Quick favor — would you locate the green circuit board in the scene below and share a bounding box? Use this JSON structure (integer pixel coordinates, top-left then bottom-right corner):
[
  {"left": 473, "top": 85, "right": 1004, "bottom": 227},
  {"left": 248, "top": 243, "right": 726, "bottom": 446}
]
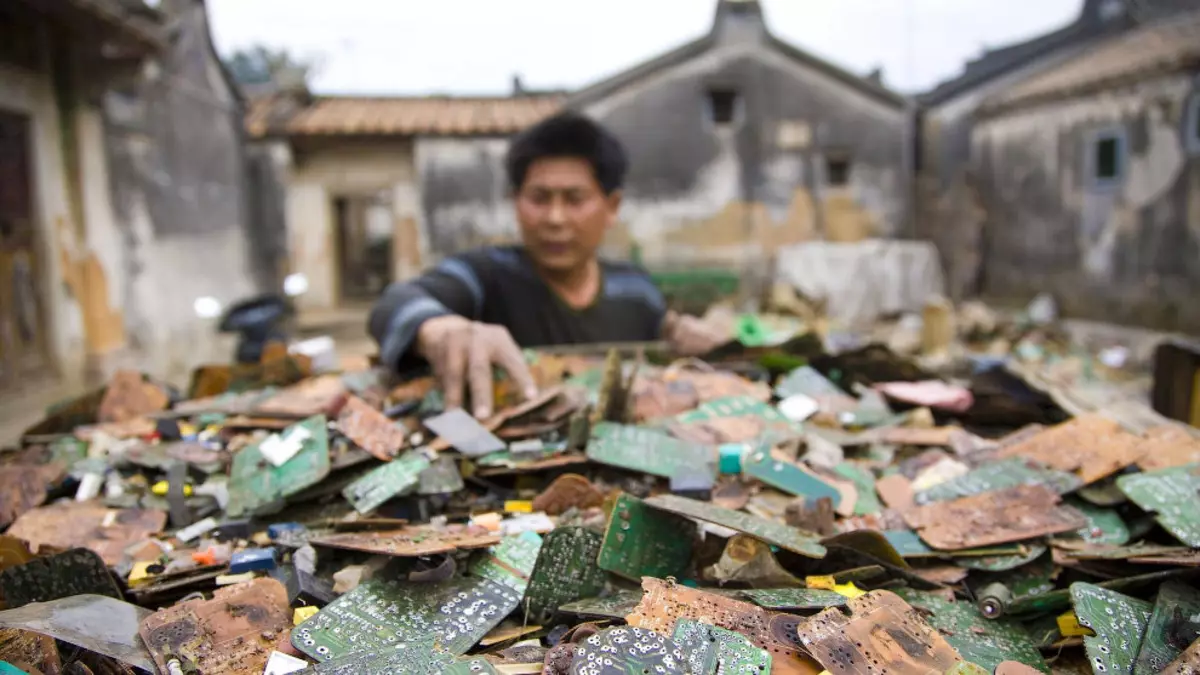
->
[
  {"left": 1062, "top": 498, "right": 1130, "bottom": 546},
  {"left": 468, "top": 531, "right": 543, "bottom": 592},
  {"left": 292, "top": 576, "right": 520, "bottom": 661},
  {"left": 571, "top": 626, "right": 687, "bottom": 674},
  {"left": 342, "top": 451, "right": 430, "bottom": 514},
  {"left": 1071, "top": 582, "right": 1153, "bottom": 675},
  {"left": 587, "top": 422, "right": 717, "bottom": 479},
  {"left": 598, "top": 494, "right": 695, "bottom": 580},
  {"left": 672, "top": 618, "right": 773, "bottom": 674},
  {"left": 1117, "top": 464, "right": 1200, "bottom": 547},
  {"left": 1133, "top": 580, "right": 1200, "bottom": 675},
  {"left": 832, "top": 462, "right": 883, "bottom": 516},
  {"left": 739, "top": 588, "right": 847, "bottom": 611},
  {"left": 914, "top": 457, "right": 1083, "bottom": 505},
  {"left": 228, "top": 415, "right": 331, "bottom": 516},
  {"left": 524, "top": 526, "right": 609, "bottom": 624},
  {"left": 644, "top": 494, "right": 826, "bottom": 558},
  {"left": 558, "top": 590, "right": 644, "bottom": 620},
  {"left": 417, "top": 456, "right": 464, "bottom": 494},
  {"left": 740, "top": 450, "right": 843, "bottom": 508},
  {"left": 956, "top": 544, "right": 1048, "bottom": 572},
  {"left": 894, "top": 588, "right": 1048, "bottom": 673}
]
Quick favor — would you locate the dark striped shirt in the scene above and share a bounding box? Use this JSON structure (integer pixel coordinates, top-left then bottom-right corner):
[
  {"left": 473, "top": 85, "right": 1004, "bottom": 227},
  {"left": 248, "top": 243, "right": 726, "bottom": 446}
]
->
[{"left": 368, "top": 246, "right": 666, "bottom": 370}]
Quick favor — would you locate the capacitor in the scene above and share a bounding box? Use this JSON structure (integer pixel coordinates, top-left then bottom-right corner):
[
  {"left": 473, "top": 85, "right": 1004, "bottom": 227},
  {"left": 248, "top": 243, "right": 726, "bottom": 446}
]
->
[{"left": 977, "top": 582, "right": 1014, "bottom": 619}]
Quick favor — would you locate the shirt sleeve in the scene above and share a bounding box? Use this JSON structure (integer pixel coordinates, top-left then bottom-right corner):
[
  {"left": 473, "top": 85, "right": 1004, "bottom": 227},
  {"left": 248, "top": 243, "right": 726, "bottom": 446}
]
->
[
  {"left": 601, "top": 263, "right": 668, "bottom": 340},
  {"left": 367, "top": 253, "right": 489, "bottom": 370}
]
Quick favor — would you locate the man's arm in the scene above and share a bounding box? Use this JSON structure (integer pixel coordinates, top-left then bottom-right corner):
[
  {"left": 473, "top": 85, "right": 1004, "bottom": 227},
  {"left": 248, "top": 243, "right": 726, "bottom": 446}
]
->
[{"left": 368, "top": 255, "right": 487, "bottom": 371}]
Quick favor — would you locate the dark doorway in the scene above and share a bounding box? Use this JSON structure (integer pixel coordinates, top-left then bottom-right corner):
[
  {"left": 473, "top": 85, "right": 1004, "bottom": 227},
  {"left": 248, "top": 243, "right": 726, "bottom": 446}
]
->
[
  {"left": 334, "top": 193, "right": 394, "bottom": 303},
  {"left": 0, "top": 110, "right": 49, "bottom": 389}
]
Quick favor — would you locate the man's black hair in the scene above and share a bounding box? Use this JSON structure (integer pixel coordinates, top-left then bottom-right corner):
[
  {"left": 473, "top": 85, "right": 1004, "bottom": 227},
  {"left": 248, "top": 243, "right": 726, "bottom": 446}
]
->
[{"left": 505, "top": 111, "right": 629, "bottom": 195}]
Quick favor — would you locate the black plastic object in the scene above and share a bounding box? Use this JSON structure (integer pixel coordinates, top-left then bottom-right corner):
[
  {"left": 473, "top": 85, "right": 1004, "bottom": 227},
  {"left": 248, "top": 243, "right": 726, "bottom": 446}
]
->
[
  {"left": 1152, "top": 338, "right": 1200, "bottom": 427},
  {"left": 218, "top": 294, "right": 293, "bottom": 364}
]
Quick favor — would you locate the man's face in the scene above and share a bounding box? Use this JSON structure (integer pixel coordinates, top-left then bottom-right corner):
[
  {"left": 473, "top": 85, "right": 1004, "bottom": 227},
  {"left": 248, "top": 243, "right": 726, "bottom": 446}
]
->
[{"left": 515, "top": 157, "right": 620, "bottom": 273}]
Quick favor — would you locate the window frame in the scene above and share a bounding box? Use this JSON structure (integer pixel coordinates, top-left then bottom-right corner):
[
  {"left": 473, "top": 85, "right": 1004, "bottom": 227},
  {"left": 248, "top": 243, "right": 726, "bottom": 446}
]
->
[
  {"left": 1085, "top": 126, "right": 1126, "bottom": 190},
  {"left": 704, "top": 87, "right": 743, "bottom": 129}
]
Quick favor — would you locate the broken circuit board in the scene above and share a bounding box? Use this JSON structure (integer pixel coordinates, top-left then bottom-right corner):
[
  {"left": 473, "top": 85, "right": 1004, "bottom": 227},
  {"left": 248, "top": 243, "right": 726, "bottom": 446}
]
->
[
  {"left": 914, "top": 457, "right": 1084, "bottom": 505},
  {"left": 227, "top": 415, "right": 331, "bottom": 516},
  {"left": 292, "top": 576, "right": 521, "bottom": 661},
  {"left": 903, "top": 484, "right": 1087, "bottom": 550},
  {"left": 672, "top": 618, "right": 773, "bottom": 673},
  {"left": 893, "top": 588, "right": 1047, "bottom": 672},
  {"left": 1117, "top": 464, "right": 1200, "bottom": 547},
  {"left": 524, "top": 527, "right": 609, "bottom": 624},
  {"left": 1071, "top": 582, "right": 1153, "bottom": 675},
  {"left": 0, "top": 548, "right": 121, "bottom": 609},
  {"left": 468, "top": 531, "right": 543, "bottom": 592},
  {"left": 570, "top": 626, "right": 687, "bottom": 674},
  {"left": 644, "top": 493, "right": 827, "bottom": 558},
  {"left": 587, "top": 422, "right": 717, "bottom": 480},
  {"left": 342, "top": 451, "right": 431, "bottom": 514},
  {"left": 597, "top": 493, "right": 695, "bottom": 581},
  {"left": 1133, "top": 580, "right": 1200, "bottom": 675}
]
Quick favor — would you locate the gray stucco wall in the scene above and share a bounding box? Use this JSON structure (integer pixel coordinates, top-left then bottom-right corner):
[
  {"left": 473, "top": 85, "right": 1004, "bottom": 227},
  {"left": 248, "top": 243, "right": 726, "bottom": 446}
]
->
[{"left": 972, "top": 73, "right": 1200, "bottom": 331}]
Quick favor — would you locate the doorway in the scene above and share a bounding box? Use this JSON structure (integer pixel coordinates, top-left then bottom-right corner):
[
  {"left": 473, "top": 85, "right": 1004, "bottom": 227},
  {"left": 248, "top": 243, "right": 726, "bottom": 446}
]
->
[
  {"left": 0, "top": 110, "right": 49, "bottom": 390},
  {"left": 333, "top": 193, "right": 394, "bottom": 303}
]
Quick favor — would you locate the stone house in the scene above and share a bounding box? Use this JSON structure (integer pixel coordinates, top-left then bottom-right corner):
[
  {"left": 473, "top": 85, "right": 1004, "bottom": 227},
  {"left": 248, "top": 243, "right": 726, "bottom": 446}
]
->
[
  {"left": 249, "top": 0, "right": 910, "bottom": 312},
  {"left": 0, "top": 0, "right": 275, "bottom": 396},
  {"left": 968, "top": 10, "right": 1200, "bottom": 331}
]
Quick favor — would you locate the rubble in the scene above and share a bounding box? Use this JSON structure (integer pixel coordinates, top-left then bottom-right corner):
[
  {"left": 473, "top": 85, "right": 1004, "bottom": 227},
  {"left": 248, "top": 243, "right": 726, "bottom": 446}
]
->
[{"left": 0, "top": 303, "right": 1198, "bottom": 675}]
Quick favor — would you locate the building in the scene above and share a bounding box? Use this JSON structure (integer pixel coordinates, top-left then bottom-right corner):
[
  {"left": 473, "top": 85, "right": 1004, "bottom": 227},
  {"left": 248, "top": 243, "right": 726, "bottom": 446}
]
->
[
  {"left": 249, "top": 0, "right": 910, "bottom": 312},
  {"left": 0, "top": 0, "right": 273, "bottom": 396},
  {"left": 968, "top": 10, "right": 1200, "bottom": 331}
]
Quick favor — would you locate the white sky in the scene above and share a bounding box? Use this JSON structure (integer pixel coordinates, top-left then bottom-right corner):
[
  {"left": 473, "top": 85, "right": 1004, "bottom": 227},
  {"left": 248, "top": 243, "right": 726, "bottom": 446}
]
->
[{"left": 207, "top": 0, "right": 1083, "bottom": 96}]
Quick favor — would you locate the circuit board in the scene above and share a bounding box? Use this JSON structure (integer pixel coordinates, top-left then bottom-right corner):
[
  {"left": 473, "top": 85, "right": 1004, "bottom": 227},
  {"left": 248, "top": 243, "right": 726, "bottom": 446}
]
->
[
  {"left": 1133, "top": 580, "right": 1200, "bottom": 675},
  {"left": 228, "top": 415, "right": 331, "bottom": 516},
  {"left": 673, "top": 395, "right": 804, "bottom": 445},
  {"left": 524, "top": 527, "right": 609, "bottom": 624},
  {"left": 597, "top": 494, "right": 695, "bottom": 580},
  {"left": 417, "top": 456, "right": 464, "bottom": 494},
  {"left": 672, "top": 618, "right": 773, "bottom": 674},
  {"left": 956, "top": 544, "right": 1048, "bottom": 572},
  {"left": 558, "top": 591, "right": 644, "bottom": 620},
  {"left": 914, "top": 457, "right": 1083, "bottom": 505},
  {"left": 775, "top": 366, "right": 848, "bottom": 400},
  {"left": 468, "top": 531, "right": 543, "bottom": 592},
  {"left": 1070, "top": 582, "right": 1153, "bottom": 675},
  {"left": 587, "top": 422, "right": 717, "bottom": 480},
  {"left": 0, "top": 548, "right": 121, "bottom": 609},
  {"left": 140, "top": 578, "right": 291, "bottom": 675},
  {"left": 306, "top": 638, "right": 449, "bottom": 674},
  {"left": 883, "top": 529, "right": 937, "bottom": 557},
  {"left": 341, "top": 451, "right": 430, "bottom": 514},
  {"left": 741, "top": 449, "right": 843, "bottom": 509},
  {"left": 1062, "top": 498, "right": 1131, "bottom": 546},
  {"left": 337, "top": 395, "right": 407, "bottom": 461},
  {"left": 796, "top": 591, "right": 963, "bottom": 675},
  {"left": 833, "top": 462, "right": 883, "bottom": 515},
  {"left": 904, "top": 484, "right": 1087, "bottom": 551},
  {"left": 308, "top": 527, "right": 500, "bottom": 557},
  {"left": 1117, "top": 464, "right": 1200, "bottom": 547},
  {"left": 292, "top": 576, "right": 521, "bottom": 661},
  {"left": 644, "top": 494, "right": 827, "bottom": 558},
  {"left": 894, "top": 589, "right": 1048, "bottom": 672},
  {"left": 739, "top": 587, "right": 847, "bottom": 610},
  {"left": 570, "top": 626, "right": 687, "bottom": 674}
]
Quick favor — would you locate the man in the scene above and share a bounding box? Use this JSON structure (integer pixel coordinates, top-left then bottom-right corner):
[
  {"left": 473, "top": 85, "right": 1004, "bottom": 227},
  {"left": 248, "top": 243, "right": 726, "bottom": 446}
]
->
[{"left": 368, "top": 111, "right": 726, "bottom": 418}]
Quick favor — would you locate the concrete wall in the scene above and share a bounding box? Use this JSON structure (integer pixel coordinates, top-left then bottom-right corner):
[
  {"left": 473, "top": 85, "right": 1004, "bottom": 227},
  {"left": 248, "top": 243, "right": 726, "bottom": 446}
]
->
[
  {"left": 415, "top": 137, "right": 516, "bottom": 256},
  {"left": 286, "top": 137, "right": 425, "bottom": 310},
  {"left": 581, "top": 45, "right": 909, "bottom": 270},
  {"left": 971, "top": 73, "right": 1200, "bottom": 331}
]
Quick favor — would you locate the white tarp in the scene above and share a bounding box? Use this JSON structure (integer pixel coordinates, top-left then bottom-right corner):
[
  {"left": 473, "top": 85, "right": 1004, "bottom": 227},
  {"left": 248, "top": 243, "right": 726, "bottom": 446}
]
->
[{"left": 775, "top": 239, "right": 945, "bottom": 327}]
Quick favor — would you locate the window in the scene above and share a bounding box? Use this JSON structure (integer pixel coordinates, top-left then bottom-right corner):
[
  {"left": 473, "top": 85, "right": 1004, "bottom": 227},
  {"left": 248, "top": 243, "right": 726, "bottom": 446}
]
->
[
  {"left": 1187, "top": 93, "right": 1200, "bottom": 155},
  {"left": 826, "top": 154, "right": 852, "bottom": 186},
  {"left": 706, "top": 89, "right": 739, "bottom": 126},
  {"left": 1088, "top": 128, "right": 1125, "bottom": 186}
]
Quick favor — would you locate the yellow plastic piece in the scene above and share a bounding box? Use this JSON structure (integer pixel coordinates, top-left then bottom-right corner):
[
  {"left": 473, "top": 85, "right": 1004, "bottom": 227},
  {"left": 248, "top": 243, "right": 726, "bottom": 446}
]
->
[
  {"left": 833, "top": 582, "right": 867, "bottom": 599},
  {"left": 151, "top": 480, "right": 193, "bottom": 497},
  {"left": 504, "top": 500, "right": 533, "bottom": 513},
  {"left": 294, "top": 606, "right": 320, "bottom": 625},
  {"left": 1057, "top": 611, "right": 1095, "bottom": 637},
  {"left": 127, "top": 561, "right": 155, "bottom": 585},
  {"left": 806, "top": 575, "right": 836, "bottom": 590}
]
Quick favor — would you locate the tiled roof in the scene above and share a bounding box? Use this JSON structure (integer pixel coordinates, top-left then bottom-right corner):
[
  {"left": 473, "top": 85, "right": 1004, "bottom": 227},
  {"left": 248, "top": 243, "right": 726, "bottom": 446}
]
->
[
  {"left": 246, "top": 94, "right": 565, "bottom": 138},
  {"left": 984, "top": 10, "right": 1200, "bottom": 114}
]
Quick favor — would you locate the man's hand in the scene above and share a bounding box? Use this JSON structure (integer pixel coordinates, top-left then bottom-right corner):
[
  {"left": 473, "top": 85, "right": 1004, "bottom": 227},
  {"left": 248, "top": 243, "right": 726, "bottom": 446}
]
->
[
  {"left": 415, "top": 315, "right": 538, "bottom": 419},
  {"left": 662, "top": 310, "right": 729, "bottom": 357}
]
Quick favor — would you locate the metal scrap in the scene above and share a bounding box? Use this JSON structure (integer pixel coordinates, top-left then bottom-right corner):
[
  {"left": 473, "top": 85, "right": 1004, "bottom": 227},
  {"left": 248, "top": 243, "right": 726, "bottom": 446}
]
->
[
  {"left": 337, "top": 395, "right": 407, "bottom": 460},
  {"left": 7, "top": 502, "right": 166, "bottom": 565},
  {"left": 999, "top": 413, "right": 1146, "bottom": 484},
  {"left": 309, "top": 525, "right": 501, "bottom": 557},
  {"left": 97, "top": 370, "right": 169, "bottom": 424}
]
